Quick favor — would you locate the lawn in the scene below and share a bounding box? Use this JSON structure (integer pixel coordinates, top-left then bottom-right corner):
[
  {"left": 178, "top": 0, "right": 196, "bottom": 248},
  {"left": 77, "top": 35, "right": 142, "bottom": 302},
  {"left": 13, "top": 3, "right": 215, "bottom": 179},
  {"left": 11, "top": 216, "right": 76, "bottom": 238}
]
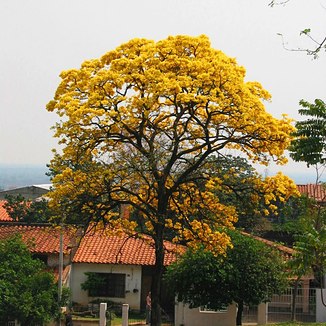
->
[
  {"left": 269, "top": 323, "right": 326, "bottom": 326},
  {"left": 71, "top": 315, "right": 148, "bottom": 325}
]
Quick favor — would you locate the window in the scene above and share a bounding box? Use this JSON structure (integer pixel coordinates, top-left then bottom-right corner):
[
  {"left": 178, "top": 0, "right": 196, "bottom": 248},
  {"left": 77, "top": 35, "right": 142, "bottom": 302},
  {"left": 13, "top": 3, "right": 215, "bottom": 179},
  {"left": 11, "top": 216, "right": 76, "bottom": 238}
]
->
[
  {"left": 199, "top": 305, "right": 228, "bottom": 313},
  {"left": 87, "top": 273, "right": 126, "bottom": 298}
]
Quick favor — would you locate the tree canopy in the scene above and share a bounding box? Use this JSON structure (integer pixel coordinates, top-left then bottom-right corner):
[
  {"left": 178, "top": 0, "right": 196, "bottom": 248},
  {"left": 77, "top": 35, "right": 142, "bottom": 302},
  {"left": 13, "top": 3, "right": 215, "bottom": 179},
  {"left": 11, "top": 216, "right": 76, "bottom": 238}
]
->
[
  {"left": 290, "top": 99, "right": 326, "bottom": 168},
  {"left": 0, "top": 235, "right": 59, "bottom": 325},
  {"left": 3, "top": 194, "right": 54, "bottom": 224},
  {"left": 165, "top": 230, "right": 288, "bottom": 326},
  {"left": 47, "top": 34, "right": 297, "bottom": 325},
  {"left": 203, "top": 155, "right": 295, "bottom": 232}
]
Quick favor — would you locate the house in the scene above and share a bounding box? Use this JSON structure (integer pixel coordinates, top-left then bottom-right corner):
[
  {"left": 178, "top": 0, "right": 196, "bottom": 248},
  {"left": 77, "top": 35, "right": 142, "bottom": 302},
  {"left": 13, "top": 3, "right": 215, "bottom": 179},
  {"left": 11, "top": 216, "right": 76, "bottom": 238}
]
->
[
  {"left": 0, "top": 200, "right": 12, "bottom": 221},
  {"left": 297, "top": 183, "right": 326, "bottom": 203},
  {"left": 1, "top": 182, "right": 326, "bottom": 324},
  {"left": 0, "top": 184, "right": 51, "bottom": 200},
  {"left": 173, "top": 233, "right": 297, "bottom": 326},
  {"left": 0, "top": 221, "right": 78, "bottom": 286},
  {"left": 71, "top": 227, "right": 181, "bottom": 316}
]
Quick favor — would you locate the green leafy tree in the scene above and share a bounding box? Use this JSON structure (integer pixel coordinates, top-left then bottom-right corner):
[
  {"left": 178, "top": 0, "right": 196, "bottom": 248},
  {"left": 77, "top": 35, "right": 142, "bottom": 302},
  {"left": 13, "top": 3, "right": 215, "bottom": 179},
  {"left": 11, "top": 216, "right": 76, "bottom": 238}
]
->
[
  {"left": 289, "top": 98, "right": 326, "bottom": 284},
  {"left": 165, "top": 230, "right": 288, "bottom": 326},
  {"left": 0, "top": 235, "right": 60, "bottom": 325},
  {"left": 205, "top": 155, "right": 279, "bottom": 232},
  {"left": 288, "top": 195, "right": 326, "bottom": 287},
  {"left": 263, "top": 99, "right": 326, "bottom": 246},
  {"left": 289, "top": 98, "right": 326, "bottom": 315},
  {"left": 290, "top": 99, "right": 326, "bottom": 168},
  {"left": 4, "top": 194, "right": 54, "bottom": 223}
]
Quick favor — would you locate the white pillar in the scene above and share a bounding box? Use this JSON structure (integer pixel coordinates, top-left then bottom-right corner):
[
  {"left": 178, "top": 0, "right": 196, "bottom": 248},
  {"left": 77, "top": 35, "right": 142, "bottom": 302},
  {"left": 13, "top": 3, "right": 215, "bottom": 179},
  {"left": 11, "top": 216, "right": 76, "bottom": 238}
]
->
[
  {"left": 99, "top": 302, "right": 107, "bottom": 326},
  {"left": 122, "top": 303, "right": 129, "bottom": 326},
  {"left": 257, "top": 303, "right": 268, "bottom": 325}
]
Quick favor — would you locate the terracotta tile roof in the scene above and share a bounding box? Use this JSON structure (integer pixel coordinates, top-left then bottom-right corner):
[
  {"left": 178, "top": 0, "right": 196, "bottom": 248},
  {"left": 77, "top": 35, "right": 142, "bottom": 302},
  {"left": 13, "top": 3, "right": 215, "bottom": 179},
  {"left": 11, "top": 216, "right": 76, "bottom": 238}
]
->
[
  {"left": 297, "top": 184, "right": 326, "bottom": 202},
  {"left": 73, "top": 229, "right": 181, "bottom": 266},
  {"left": 241, "top": 231, "right": 294, "bottom": 261},
  {"left": 0, "top": 201, "right": 12, "bottom": 221},
  {"left": 0, "top": 224, "right": 75, "bottom": 254}
]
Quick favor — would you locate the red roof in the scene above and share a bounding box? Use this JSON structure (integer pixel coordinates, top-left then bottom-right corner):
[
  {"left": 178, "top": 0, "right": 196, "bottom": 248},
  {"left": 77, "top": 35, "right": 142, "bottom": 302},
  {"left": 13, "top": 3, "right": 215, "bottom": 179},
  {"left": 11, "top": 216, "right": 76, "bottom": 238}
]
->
[
  {"left": 242, "top": 232, "right": 294, "bottom": 261},
  {"left": 297, "top": 184, "right": 326, "bottom": 202},
  {"left": 0, "top": 201, "right": 13, "bottom": 221},
  {"left": 0, "top": 224, "right": 75, "bottom": 254},
  {"left": 73, "top": 229, "right": 181, "bottom": 266}
]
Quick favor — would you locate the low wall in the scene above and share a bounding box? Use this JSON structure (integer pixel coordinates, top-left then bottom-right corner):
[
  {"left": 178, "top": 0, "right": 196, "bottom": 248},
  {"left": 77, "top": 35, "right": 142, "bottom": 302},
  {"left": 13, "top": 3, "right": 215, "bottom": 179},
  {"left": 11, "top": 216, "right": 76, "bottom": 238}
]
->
[{"left": 175, "top": 303, "right": 237, "bottom": 326}]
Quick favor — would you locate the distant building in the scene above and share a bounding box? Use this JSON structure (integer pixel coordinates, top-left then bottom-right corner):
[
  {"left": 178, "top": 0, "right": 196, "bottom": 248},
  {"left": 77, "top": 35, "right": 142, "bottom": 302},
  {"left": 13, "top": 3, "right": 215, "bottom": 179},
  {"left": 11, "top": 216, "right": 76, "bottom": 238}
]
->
[
  {"left": 0, "top": 184, "right": 51, "bottom": 200},
  {"left": 297, "top": 183, "right": 326, "bottom": 203}
]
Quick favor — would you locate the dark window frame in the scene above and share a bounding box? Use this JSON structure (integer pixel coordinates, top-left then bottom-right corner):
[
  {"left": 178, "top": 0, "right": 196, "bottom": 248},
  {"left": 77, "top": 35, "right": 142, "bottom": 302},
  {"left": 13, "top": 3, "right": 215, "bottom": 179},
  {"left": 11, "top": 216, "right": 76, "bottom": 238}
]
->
[{"left": 89, "top": 273, "right": 126, "bottom": 298}]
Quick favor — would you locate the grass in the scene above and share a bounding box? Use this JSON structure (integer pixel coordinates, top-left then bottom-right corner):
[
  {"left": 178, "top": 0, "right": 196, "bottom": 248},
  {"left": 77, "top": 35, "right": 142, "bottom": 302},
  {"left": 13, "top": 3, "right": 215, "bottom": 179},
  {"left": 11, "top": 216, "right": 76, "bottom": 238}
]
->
[
  {"left": 72, "top": 315, "right": 147, "bottom": 325},
  {"left": 73, "top": 317, "right": 326, "bottom": 326},
  {"left": 269, "top": 323, "right": 326, "bottom": 326}
]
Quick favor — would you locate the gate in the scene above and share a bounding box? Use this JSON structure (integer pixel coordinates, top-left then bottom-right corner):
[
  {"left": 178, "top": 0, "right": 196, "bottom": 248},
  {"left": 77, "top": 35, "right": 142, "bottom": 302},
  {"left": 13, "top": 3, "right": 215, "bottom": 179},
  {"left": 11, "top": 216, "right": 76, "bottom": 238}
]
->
[
  {"left": 242, "top": 305, "right": 258, "bottom": 324},
  {"left": 268, "top": 286, "right": 316, "bottom": 323}
]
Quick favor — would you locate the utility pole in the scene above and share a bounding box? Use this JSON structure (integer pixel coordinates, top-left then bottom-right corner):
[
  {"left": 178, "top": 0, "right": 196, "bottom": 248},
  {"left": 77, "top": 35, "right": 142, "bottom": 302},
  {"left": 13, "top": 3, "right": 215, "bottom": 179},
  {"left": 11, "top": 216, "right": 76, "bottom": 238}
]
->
[{"left": 58, "top": 226, "right": 64, "bottom": 326}]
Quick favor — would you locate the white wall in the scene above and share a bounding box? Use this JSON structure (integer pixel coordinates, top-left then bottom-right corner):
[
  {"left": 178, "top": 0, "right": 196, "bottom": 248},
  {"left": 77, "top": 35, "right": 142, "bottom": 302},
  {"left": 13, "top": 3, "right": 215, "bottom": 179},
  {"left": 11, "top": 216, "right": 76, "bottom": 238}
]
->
[
  {"left": 175, "top": 302, "right": 237, "bottom": 326},
  {"left": 71, "top": 263, "right": 142, "bottom": 310},
  {"left": 316, "top": 289, "right": 326, "bottom": 322},
  {"left": 47, "top": 253, "right": 70, "bottom": 267}
]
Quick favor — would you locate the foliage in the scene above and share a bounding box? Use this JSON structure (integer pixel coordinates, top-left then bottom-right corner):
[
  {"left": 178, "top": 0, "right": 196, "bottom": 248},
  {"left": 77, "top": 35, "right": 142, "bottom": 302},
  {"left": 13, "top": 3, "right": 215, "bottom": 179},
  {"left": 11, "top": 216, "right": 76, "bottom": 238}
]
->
[
  {"left": 269, "top": 323, "right": 326, "bottom": 326},
  {"left": 47, "top": 34, "right": 297, "bottom": 325},
  {"left": 81, "top": 272, "right": 106, "bottom": 295},
  {"left": 4, "top": 194, "right": 54, "bottom": 223},
  {"left": 288, "top": 195, "right": 326, "bottom": 287},
  {"left": 258, "top": 194, "right": 311, "bottom": 247},
  {"left": 205, "top": 155, "right": 300, "bottom": 232},
  {"left": 289, "top": 99, "right": 326, "bottom": 290},
  {"left": 0, "top": 235, "right": 59, "bottom": 325},
  {"left": 165, "top": 230, "right": 288, "bottom": 325},
  {"left": 290, "top": 99, "right": 326, "bottom": 167}
]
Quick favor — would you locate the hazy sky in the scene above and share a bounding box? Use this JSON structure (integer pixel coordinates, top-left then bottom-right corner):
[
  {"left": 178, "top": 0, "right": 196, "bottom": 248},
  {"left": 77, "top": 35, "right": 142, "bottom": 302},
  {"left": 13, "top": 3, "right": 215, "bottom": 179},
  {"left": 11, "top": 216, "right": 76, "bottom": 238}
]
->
[{"left": 1, "top": 0, "right": 325, "bottom": 183}]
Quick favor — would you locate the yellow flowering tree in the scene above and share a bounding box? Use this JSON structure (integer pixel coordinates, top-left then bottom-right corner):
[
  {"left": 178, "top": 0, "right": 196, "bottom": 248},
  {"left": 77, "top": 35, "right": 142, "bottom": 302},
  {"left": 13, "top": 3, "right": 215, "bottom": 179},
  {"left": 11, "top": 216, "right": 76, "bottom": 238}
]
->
[{"left": 47, "top": 35, "right": 297, "bottom": 325}]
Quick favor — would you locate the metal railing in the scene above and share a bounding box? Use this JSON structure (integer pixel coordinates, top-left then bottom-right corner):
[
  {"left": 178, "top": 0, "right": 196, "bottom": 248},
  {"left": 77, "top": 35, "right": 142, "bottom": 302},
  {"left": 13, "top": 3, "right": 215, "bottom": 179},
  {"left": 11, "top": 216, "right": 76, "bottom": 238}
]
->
[{"left": 268, "top": 287, "right": 316, "bottom": 323}]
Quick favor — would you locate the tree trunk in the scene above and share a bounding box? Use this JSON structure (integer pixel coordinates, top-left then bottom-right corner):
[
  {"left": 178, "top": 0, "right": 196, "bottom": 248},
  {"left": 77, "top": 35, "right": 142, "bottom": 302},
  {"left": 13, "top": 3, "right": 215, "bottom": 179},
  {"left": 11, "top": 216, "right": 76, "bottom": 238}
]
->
[
  {"left": 151, "top": 231, "right": 165, "bottom": 326},
  {"left": 236, "top": 300, "right": 243, "bottom": 326}
]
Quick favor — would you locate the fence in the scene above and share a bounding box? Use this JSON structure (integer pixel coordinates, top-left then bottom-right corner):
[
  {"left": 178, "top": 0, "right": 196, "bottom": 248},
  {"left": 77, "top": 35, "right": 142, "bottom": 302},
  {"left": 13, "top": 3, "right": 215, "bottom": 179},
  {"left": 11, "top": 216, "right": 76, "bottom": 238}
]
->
[
  {"left": 268, "top": 286, "right": 316, "bottom": 323},
  {"left": 242, "top": 305, "right": 258, "bottom": 324},
  {"left": 241, "top": 286, "right": 317, "bottom": 324}
]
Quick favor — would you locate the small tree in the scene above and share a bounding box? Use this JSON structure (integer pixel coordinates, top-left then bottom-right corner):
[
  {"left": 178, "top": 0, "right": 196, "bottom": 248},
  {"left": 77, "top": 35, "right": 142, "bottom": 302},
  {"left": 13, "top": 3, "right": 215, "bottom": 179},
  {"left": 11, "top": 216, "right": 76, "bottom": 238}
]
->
[
  {"left": 290, "top": 99, "right": 326, "bottom": 169},
  {"left": 289, "top": 98, "right": 326, "bottom": 313},
  {"left": 165, "top": 230, "right": 288, "bottom": 326},
  {"left": 289, "top": 99, "right": 326, "bottom": 284},
  {"left": 0, "top": 235, "right": 59, "bottom": 325},
  {"left": 4, "top": 194, "right": 54, "bottom": 223}
]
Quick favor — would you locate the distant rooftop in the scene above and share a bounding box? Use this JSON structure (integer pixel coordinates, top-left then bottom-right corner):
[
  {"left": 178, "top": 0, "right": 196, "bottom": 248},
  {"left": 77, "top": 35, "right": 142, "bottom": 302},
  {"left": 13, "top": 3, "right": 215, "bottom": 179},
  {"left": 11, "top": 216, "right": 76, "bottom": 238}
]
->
[
  {"left": 0, "top": 201, "right": 12, "bottom": 221},
  {"left": 297, "top": 184, "right": 326, "bottom": 202},
  {"left": 0, "top": 184, "right": 52, "bottom": 200},
  {"left": 73, "top": 227, "right": 183, "bottom": 266},
  {"left": 0, "top": 224, "right": 76, "bottom": 254}
]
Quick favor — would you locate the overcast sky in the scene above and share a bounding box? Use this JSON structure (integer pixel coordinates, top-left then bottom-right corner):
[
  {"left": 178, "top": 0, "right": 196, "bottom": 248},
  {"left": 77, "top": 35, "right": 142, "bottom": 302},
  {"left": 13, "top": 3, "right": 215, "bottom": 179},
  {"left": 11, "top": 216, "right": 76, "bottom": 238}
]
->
[{"left": 0, "top": 0, "right": 325, "bottom": 183}]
